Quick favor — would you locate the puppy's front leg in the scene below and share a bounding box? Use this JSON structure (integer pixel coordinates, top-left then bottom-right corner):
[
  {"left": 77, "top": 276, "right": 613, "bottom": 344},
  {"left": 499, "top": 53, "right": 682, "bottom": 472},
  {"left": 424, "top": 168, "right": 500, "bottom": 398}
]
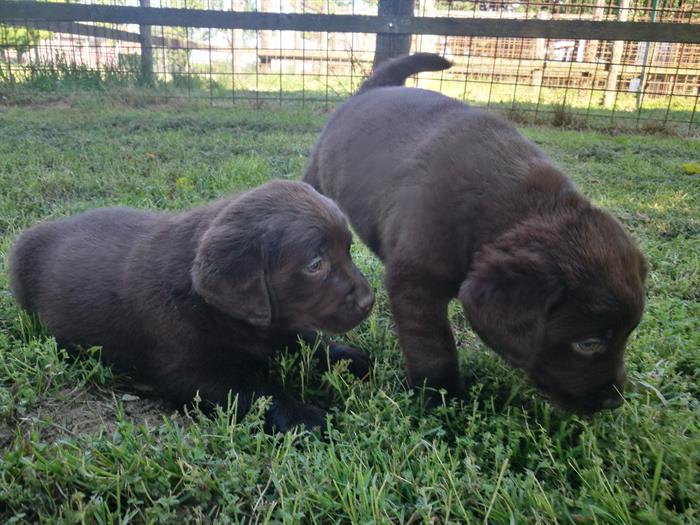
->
[
  {"left": 262, "top": 392, "right": 328, "bottom": 433},
  {"left": 386, "top": 271, "right": 462, "bottom": 401},
  {"left": 161, "top": 363, "right": 327, "bottom": 433},
  {"left": 211, "top": 381, "right": 328, "bottom": 434}
]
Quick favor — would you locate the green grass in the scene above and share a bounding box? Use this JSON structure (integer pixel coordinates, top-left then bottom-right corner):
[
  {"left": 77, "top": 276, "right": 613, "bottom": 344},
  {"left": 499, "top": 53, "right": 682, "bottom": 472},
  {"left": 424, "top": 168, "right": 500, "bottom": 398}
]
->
[{"left": 0, "top": 96, "right": 699, "bottom": 524}]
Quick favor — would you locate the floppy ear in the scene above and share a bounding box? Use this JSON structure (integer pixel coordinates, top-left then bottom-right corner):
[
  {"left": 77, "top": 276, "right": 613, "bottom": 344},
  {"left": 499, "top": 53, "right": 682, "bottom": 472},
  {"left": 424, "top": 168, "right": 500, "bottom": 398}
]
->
[
  {"left": 191, "top": 221, "right": 272, "bottom": 326},
  {"left": 458, "top": 244, "right": 564, "bottom": 369}
]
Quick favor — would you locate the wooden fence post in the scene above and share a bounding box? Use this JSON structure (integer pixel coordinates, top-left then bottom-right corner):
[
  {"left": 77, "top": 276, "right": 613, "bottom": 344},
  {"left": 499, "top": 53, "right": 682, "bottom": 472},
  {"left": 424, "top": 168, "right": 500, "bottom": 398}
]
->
[
  {"left": 636, "top": 0, "right": 659, "bottom": 109},
  {"left": 583, "top": 0, "right": 606, "bottom": 65},
  {"left": 258, "top": 0, "right": 271, "bottom": 72},
  {"left": 139, "top": 0, "right": 154, "bottom": 85},
  {"left": 531, "top": 9, "right": 550, "bottom": 93},
  {"left": 373, "top": 0, "right": 413, "bottom": 68},
  {"left": 603, "top": 0, "right": 629, "bottom": 107}
]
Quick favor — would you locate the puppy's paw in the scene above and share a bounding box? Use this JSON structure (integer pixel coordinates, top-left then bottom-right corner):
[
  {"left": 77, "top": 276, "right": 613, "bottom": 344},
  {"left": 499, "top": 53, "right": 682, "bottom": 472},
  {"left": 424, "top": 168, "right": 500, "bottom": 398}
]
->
[
  {"left": 418, "top": 386, "right": 466, "bottom": 410},
  {"left": 265, "top": 399, "right": 328, "bottom": 434},
  {"left": 328, "top": 344, "right": 370, "bottom": 378},
  {"left": 413, "top": 375, "right": 468, "bottom": 410},
  {"left": 295, "top": 403, "right": 329, "bottom": 432}
]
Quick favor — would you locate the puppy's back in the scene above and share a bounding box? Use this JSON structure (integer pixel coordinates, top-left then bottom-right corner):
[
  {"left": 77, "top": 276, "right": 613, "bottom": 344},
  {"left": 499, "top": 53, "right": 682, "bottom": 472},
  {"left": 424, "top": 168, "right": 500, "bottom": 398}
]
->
[{"left": 305, "top": 87, "right": 545, "bottom": 256}]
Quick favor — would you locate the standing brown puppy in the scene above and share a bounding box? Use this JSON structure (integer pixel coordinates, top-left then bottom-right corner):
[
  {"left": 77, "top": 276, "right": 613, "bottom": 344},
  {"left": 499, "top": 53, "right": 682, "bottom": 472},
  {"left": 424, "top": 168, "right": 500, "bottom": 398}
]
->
[
  {"left": 304, "top": 54, "right": 647, "bottom": 414},
  {"left": 9, "top": 180, "right": 374, "bottom": 431}
]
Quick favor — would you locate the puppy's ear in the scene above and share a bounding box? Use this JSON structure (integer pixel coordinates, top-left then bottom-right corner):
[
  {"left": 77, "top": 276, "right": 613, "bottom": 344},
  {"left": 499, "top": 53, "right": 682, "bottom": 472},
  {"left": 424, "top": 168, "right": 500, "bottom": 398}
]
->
[
  {"left": 191, "top": 222, "right": 272, "bottom": 326},
  {"left": 458, "top": 244, "right": 564, "bottom": 369}
]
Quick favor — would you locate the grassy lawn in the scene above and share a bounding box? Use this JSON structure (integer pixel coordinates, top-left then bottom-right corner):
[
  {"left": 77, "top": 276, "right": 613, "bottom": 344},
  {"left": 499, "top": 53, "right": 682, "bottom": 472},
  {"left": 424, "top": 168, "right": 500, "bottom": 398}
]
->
[{"left": 0, "top": 96, "right": 698, "bottom": 524}]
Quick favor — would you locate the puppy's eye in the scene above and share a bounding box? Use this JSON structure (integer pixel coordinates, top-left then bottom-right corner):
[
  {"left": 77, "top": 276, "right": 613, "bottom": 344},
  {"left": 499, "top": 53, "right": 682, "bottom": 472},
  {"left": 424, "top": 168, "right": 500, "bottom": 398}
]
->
[
  {"left": 572, "top": 338, "right": 605, "bottom": 355},
  {"left": 305, "top": 256, "right": 324, "bottom": 275}
]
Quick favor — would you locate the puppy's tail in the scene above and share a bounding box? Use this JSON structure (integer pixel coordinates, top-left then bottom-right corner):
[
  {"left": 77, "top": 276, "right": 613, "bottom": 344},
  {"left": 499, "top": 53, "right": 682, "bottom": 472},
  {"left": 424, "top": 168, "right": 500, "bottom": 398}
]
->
[{"left": 356, "top": 53, "right": 452, "bottom": 95}]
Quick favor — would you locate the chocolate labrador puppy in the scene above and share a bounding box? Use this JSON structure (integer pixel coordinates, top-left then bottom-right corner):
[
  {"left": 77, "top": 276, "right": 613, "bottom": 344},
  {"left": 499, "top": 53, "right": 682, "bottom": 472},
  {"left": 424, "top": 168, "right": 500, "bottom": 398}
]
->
[
  {"left": 9, "top": 180, "right": 374, "bottom": 431},
  {"left": 304, "top": 53, "right": 647, "bottom": 414}
]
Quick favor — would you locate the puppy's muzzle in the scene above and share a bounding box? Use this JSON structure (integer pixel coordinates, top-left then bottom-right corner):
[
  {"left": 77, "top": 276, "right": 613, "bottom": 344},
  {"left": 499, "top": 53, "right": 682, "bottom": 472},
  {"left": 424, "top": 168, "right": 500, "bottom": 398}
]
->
[
  {"left": 356, "top": 289, "right": 375, "bottom": 314},
  {"left": 344, "top": 268, "right": 374, "bottom": 317},
  {"left": 598, "top": 368, "right": 627, "bottom": 410}
]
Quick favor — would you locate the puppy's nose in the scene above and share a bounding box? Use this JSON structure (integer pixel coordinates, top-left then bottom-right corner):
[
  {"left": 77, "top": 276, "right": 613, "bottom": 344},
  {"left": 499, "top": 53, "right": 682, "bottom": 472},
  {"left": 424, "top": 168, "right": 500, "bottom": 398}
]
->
[
  {"left": 600, "top": 366, "right": 628, "bottom": 410},
  {"left": 356, "top": 289, "right": 374, "bottom": 313}
]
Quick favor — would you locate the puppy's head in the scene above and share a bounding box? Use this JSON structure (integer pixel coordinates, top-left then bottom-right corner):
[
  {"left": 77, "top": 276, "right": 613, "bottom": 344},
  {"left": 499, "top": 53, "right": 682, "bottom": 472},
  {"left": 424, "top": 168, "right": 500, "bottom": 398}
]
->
[
  {"left": 459, "top": 199, "right": 647, "bottom": 414},
  {"left": 192, "top": 180, "right": 373, "bottom": 334}
]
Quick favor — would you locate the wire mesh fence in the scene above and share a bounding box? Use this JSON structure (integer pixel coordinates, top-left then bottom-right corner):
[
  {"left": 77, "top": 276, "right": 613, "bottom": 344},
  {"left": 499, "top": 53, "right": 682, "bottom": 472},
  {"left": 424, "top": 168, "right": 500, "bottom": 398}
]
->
[{"left": 1, "top": 0, "right": 699, "bottom": 134}]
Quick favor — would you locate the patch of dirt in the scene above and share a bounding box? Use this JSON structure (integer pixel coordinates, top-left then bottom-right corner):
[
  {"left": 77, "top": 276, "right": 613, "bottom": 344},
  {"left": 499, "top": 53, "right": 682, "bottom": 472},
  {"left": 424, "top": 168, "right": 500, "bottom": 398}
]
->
[{"left": 14, "top": 384, "right": 182, "bottom": 443}]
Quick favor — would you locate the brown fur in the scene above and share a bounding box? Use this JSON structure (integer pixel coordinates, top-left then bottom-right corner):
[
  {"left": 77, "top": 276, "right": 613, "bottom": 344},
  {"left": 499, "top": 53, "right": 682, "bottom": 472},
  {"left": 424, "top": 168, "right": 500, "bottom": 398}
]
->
[
  {"left": 304, "top": 54, "right": 647, "bottom": 413},
  {"left": 9, "top": 180, "right": 374, "bottom": 431}
]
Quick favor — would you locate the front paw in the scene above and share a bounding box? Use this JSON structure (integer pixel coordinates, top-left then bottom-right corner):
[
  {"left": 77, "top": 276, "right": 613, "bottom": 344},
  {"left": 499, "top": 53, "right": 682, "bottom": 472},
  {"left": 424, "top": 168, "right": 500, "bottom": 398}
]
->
[
  {"left": 328, "top": 344, "right": 370, "bottom": 378},
  {"left": 410, "top": 372, "right": 467, "bottom": 408},
  {"left": 265, "top": 399, "right": 328, "bottom": 433},
  {"left": 418, "top": 384, "right": 467, "bottom": 409}
]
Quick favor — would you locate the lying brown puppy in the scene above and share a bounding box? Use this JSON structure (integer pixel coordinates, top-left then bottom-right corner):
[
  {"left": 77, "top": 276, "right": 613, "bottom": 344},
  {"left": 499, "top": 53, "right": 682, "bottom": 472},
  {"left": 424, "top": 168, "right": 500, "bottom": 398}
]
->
[
  {"left": 9, "top": 180, "right": 374, "bottom": 431},
  {"left": 304, "top": 53, "right": 647, "bottom": 414}
]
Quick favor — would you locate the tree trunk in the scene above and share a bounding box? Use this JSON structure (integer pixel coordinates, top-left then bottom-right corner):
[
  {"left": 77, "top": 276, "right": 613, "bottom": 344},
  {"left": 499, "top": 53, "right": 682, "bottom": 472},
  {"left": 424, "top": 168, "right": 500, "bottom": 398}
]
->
[{"left": 373, "top": 0, "right": 413, "bottom": 68}]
